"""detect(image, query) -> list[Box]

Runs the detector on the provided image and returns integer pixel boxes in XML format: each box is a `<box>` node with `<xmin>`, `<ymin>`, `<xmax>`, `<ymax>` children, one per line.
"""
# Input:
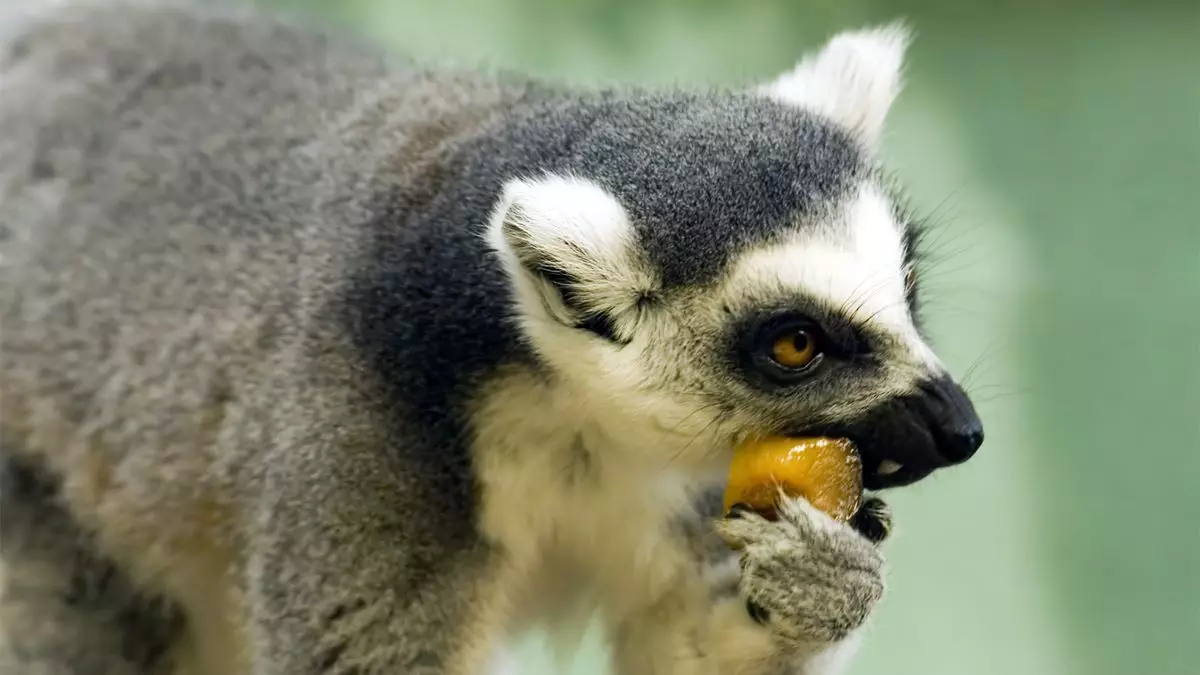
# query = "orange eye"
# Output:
<box><xmin>770</xmin><ymin>329</ymin><xmax>818</xmax><ymax>369</ymax></box>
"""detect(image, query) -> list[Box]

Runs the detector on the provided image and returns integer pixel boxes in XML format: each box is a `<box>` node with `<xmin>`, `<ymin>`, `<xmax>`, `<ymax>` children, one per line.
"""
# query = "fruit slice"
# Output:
<box><xmin>723</xmin><ymin>436</ymin><xmax>863</xmax><ymax>522</ymax></box>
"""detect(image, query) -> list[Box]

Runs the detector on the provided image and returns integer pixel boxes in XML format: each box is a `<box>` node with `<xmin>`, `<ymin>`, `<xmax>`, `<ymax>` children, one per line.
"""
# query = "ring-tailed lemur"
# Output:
<box><xmin>0</xmin><ymin>2</ymin><xmax>983</xmax><ymax>674</ymax></box>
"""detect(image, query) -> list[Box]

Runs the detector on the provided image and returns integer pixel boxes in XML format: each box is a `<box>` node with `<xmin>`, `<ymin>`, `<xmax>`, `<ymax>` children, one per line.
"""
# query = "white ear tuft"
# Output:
<box><xmin>761</xmin><ymin>23</ymin><xmax>911</xmax><ymax>150</ymax></box>
<box><xmin>486</xmin><ymin>174</ymin><xmax>656</xmax><ymax>339</ymax></box>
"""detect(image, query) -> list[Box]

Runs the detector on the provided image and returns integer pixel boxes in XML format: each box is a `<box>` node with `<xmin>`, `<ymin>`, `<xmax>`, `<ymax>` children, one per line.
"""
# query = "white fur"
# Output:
<box><xmin>796</xmin><ymin>633</ymin><xmax>863</xmax><ymax>675</ymax></box>
<box><xmin>471</xmin><ymin>369</ymin><xmax>725</xmax><ymax>673</ymax></box>
<box><xmin>722</xmin><ymin>184</ymin><xmax>940</xmax><ymax>380</ymax></box>
<box><xmin>486</xmin><ymin>176</ymin><xmax>738</xmax><ymax>469</ymax></box>
<box><xmin>762</xmin><ymin>24</ymin><xmax>910</xmax><ymax>150</ymax></box>
<box><xmin>486</xmin><ymin>174</ymin><xmax>658</xmax><ymax>341</ymax></box>
<box><xmin>471</xmin><ymin>369</ymin><xmax>855</xmax><ymax>675</ymax></box>
<box><xmin>472</xmin><ymin>369</ymin><xmax>711</xmax><ymax>615</ymax></box>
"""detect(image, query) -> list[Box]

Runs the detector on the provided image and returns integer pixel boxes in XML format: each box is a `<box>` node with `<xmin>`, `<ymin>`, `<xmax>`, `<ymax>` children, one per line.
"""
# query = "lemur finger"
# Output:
<box><xmin>714</xmin><ymin>508</ymin><xmax>772</xmax><ymax>548</ymax></box>
<box><xmin>851</xmin><ymin>496</ymin><xmax>893</xmax><ymax>545</ymax></box>
<box><xmin>725</xmin><ymin>502</ymin><xmax>756</xmax><ymax>519</ymax></box>
<box><xmin>746</xmin><ymin>599</ymin><xmax>770</xmax><ymax>625</ymax></box>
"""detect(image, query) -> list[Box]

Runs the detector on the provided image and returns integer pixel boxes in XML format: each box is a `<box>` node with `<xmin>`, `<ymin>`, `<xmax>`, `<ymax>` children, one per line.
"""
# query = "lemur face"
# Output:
<box><xmin>488</xmin><ymin>25</ymin><xmax>982</xmax><ymax>488</ymax></box>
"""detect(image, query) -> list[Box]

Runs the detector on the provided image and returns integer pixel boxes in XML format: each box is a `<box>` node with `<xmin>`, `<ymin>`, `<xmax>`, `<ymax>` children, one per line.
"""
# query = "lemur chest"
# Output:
<box><xmin>474</xmin><ymin>416</ymin><xmax>728</xmax><ymax>627</ymax></box>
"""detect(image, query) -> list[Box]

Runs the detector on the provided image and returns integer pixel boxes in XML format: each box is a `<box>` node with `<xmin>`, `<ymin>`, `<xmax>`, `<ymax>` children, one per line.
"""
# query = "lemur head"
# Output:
<box><xmin>486</xmin><ymin>24</ymin><xmax>983</xmax><ymax>489</ymax></box>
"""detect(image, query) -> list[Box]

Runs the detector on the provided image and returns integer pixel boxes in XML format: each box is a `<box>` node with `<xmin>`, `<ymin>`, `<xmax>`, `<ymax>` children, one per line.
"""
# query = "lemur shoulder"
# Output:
<box><xmin>0</xmin><ymin>2</ymin><xmax>984</xmax><ymax>674</ymax></box>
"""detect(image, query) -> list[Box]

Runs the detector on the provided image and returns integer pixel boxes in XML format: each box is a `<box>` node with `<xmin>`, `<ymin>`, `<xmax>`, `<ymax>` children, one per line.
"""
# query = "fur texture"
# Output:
<box><xmin>0</xmin><ymin>2</ymin><xmax>983</xmax><ymax>674</ymax></box>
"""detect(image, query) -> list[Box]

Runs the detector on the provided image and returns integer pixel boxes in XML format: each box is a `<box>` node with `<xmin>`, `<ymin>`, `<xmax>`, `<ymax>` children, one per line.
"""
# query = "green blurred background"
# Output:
<box><xmin>266</xmin><ymin>1</ymin><xmax>1199</xmax><ymax>673</ymax></box>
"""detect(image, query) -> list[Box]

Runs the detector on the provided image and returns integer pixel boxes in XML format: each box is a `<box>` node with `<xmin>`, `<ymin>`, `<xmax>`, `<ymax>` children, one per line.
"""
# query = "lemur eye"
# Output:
<box><xmin>770</xmin><ymin>329</ymin><xmax>818</xmax><ymax>369</ymax></box>
<box><xmin>738</xmin><ymin>314</ymin><xmax>830</xmax><ymax>386</ymax></box>
<box><xmin>744</xmin><ymin>315</ymin><xmax>827</xmax><ymax>384</ymax></box>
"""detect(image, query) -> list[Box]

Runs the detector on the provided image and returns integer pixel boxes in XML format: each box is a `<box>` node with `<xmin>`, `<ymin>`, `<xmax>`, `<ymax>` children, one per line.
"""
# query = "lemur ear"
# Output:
<box><xmin>486</xmin><ymin>175</ymin><xmax>656</xmax><ymax>342</ymax></box>
<box><xmin>760</xmin><ymin>23</ymin><xmax>910</xmax><ymax>151</ymax></box>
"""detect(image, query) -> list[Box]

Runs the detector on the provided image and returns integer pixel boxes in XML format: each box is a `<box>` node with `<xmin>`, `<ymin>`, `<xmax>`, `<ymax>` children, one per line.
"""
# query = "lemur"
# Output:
<box><xmin>0</xmin><ymin>2</ymin><xmax>984</xmax><ymax>674</ymax></box>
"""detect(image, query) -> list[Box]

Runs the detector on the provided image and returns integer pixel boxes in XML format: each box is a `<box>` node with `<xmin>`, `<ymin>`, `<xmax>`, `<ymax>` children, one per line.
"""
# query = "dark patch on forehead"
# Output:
<box><xmin>569</xmin><ymin>94</ymin><xmax>866</xmax><ymax>286</ymax></box>
<box><xmin>475</xmin><ymin>89</ymin><xmax>867</xmax><ymax>287</ymax></box>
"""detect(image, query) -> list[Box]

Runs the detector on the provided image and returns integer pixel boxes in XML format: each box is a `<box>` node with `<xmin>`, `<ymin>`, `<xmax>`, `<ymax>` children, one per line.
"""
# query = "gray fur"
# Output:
<box><xmin>0</xmin><ymin>3</ymin><xmax>972</xmax><ymax>674</ymax></box>
<box><xmin>0</xmin><ymin>455</ymin><xmax>183</xmax><ymax>675</ymax></box>
<box><xmin>465</xmin><ymin>90</ymin><xmax>869</xmax><ymax>288</ymax></box>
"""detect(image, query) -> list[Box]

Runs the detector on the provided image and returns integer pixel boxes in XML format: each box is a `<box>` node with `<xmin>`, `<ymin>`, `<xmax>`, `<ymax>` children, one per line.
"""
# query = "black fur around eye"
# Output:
<box><xmin>739</xmin><ymin>314</ymin><xmax>828</xmax><ymax>386</ymax></box>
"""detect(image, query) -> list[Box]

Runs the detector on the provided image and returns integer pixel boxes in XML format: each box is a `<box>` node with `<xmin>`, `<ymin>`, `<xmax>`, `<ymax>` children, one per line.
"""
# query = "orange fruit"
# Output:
<box><xmin>723</xmin><ymin>436</ymin><xmax>863</xmax><ymax>522</ymax></box>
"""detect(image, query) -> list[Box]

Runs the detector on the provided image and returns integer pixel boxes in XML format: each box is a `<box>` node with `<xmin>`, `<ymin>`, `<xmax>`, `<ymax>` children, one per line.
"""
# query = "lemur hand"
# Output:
<box><xmin>715</xmin><ymin>496</ymin><xmax>891</xmax><ymax>646</ymax></box>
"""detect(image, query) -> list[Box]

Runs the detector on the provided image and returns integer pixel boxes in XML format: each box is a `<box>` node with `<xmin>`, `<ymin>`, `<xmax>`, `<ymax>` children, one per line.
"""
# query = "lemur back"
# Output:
<box><xmin>1</xmin><ymin>3</ymin><xmax>984</xmax><ymax>675</ymax></box>
<box><xmin>0</xmin><ymin>4</ymin><xmax>528</xmax><ymax>671</ymax></box>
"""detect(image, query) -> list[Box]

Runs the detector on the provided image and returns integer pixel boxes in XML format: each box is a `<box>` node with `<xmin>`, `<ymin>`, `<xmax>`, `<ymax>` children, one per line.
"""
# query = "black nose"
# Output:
<box><xmin>789</xmin><ymin>373</ymin><xmax>985</xmax><ymax>490</ymax></box>
<box><xmin>918</xmin><ymin>375</ymin><xmax>984</xmax><ymax>464</ymax></box>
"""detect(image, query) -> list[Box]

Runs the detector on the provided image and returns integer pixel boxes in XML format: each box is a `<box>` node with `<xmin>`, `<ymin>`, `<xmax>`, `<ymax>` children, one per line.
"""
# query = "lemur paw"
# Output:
<box><xmin>716</xmin><ymin>497</ymin><xmax>887</xmax><ymax>645</ymax></box>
